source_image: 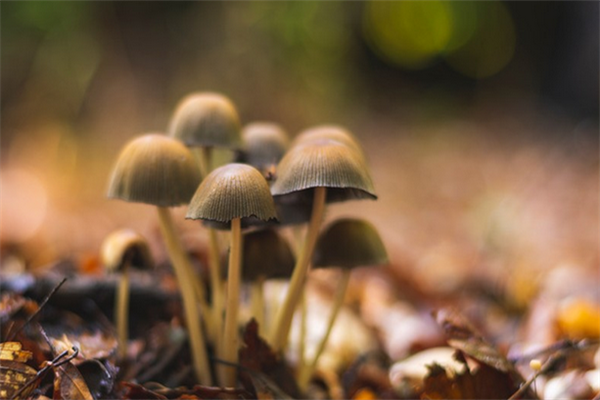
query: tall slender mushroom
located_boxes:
[269,138,377,352]
[186,163,277,387]
[101,228,153,360]
[298,218,388,389]
[106,133,211,385]
[168,92,243,342]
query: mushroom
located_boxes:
[236,122,290,180]
[298,218,388,389]
[168,92,243,341]
[186,163,277,387]
[291,125,365,161]
[107,133,211,385]
[100,228,153,360]
[269,138,377,351]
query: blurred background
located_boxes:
[1,1,598,290]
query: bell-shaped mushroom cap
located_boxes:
[313,218,388,269]
[101,229,154,272]
[270,139,377,203]
[186,163,278,223]
[237,122,289,172]
[107,134,201,207]
[221,229,295,281]
[168,92,243,149]
[293,125,364,158]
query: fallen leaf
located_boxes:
[53,361,94,400]
[0,359,39,400]
[0,342,33,363]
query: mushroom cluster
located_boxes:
[105,92,387,391]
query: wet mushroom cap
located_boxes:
[270,139,377,202]
[168,92,242,149]
[186,163,278,223]
[238,122,289,171]
[107,134,201,207]
[101,229,153,272]
[312,218,388,269]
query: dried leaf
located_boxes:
[0,359,38,400]
[53,361,94,400]
[50,332,117,365]
[117,382,167,399]
[0,342,33,363]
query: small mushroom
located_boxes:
[236,122,289,180]
[107,133,211,385]
[269,139,377,351]
[292,125,365,161]
[186,163,277,387]
[298,218,388,389]
[100,229,153,360]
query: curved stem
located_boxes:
[207,228,223,343]
[219,217,242,387]
[250,277,266,336]
[297,291,307,378]
[157,207,212,385]
[298,269,350,389]
[270,187,327,351]
[116,266,130,360]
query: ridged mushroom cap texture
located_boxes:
[313,218,388,269]
[239,122,289,169]
[107,134,201,207]
[293,125,364,158]
[270,139,377,202]
[186,163,278,223]
[101,229,154,272]
[168,92,243,149]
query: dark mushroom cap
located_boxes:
[293,125,364,158]
[186,163,278,223]
[101,229,154,272]
[107,134,201,207]
[313,218,388,269]
[237,122,289,173]
[168,92,243,149]
[221,228,295,281]
[270,139,377,203]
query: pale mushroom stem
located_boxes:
[115,261,131,360]
[207,228,223,344]
[270,186,327,351]
[157,207,212,385]
[297,291,308,378]
[298,269,351,389]
[193,147,213,179]
[250,276,266,336]
[219,217,242,387]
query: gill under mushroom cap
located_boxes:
[107,134,201,207]
[270,139,377,202]
[313,218,388,269]
[168,92,242,149]
[186,163,278,223]
[101,229,154,272]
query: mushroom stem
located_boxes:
[193,146,213,179]
[297,291,308,379]
[207,228,223,343]
[219,217,242,387]
[250,277,265,336]
[157,207,212,385]
[298,269,350,389]
[270,186,327,351]
[115,262,131,360]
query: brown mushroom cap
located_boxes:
[101,229,154,272]
[107,134,201,207]
[237,122,289,172]
[312,218,388,269]
[168,92,243,149]
[221,228,295,281]
[292,125,364,158]
[186,163,278,223]
[270,139,377,203]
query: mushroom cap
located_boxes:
[313,218,388,269]
[237,122,289,172]
[101,229,154,272]
[186,163,278,223]
[270,139,377,203]
[107,134,201,207]
[293,125,364,158]
[221,228,295,281]
[168,92,243,149]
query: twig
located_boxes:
[508,352,564,400]
[6,277,67,341]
